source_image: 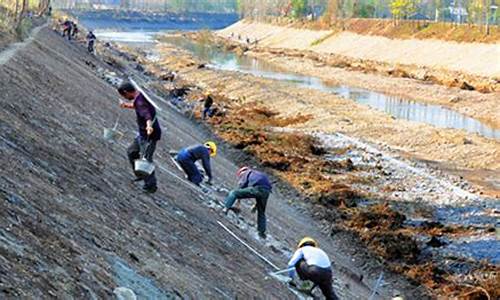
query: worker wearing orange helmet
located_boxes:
[223,166,272,239]
[288,237,337,299]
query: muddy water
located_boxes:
[162,35,500,140]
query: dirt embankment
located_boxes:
[0,20,432,300]
[139,39,499,299]
[260,17,500,44]
[218,21,500,94]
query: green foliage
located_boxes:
[390,0,419,19]
[16,17,32,39]
[356,1,376,18]
[291,0,308,18]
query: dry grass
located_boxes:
[275,17,500,43]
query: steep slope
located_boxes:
[0,27,426,299]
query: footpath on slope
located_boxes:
[0,22,427,299]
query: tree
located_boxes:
[291,0,308,18]
[390,0,419,21]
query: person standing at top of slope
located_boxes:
[288,237,338,300]
[175,142,217,186]
[223,167,272,239]
[118,81,162,193]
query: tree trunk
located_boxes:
[16,0,28,28]
[38,0,50,17]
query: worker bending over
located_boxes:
[288,237,338,300]
[175,142,216,186]
[223,167,271,239]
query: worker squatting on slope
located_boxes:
[175,142,217,186]
[288,237,338,300]
[223,167,272,239]
[118,82,162,193]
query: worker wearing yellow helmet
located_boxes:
[287,237,338,299]
[175,141,217,186]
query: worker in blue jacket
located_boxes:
[175,142,217,186]
[223,167,272,239]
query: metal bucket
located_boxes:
[134,158,155,177]
[103,128,119,141]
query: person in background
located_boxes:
[287,237,338,300]
[175,142,217,186]
[87,30,96,54]
[118,82,162,193]
[62,19,72,40]
[223,167,272,239]
[202,93,214,120]
[72,22,79,39]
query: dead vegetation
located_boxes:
[143,43,498,299]
[177,90,499,299]
[261,17,500,44]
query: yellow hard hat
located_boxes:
[205,141,217,157]
[298,237,318,248]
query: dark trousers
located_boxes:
[175,150,203,185]
[87,40,95,53]
[224,187,269,234]
[296,261,338,300]
[127,137,157,189]
[202,107,214,119]
[63,28,71,40]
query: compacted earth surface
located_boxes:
[106,29,499,298]
[0,21,440,299]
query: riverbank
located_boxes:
[221,20,500,79]
[157,34,500,183]
[0,17,429,299]
[132,35,499,298]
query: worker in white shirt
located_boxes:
[288,237,338,300]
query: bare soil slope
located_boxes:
[0,26,425,299]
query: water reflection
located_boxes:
[161,36,499,140]
[95,31,159,43]
[101,32,499,139]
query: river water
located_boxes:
[95,29,499,140]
